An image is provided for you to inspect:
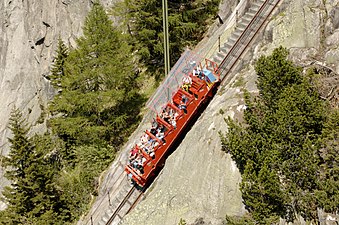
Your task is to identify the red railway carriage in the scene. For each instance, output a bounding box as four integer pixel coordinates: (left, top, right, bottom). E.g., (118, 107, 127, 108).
(125, 55, 220, 188)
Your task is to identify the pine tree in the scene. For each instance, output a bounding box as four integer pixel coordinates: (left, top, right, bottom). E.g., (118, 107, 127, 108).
(221, 47, 333, 223)
(50, 0, 143, 146)
(316, 110, 339, 213)
(254, 46, 302, 106)
(49, 37, 68, 89)
(1, 109, 69, 224)
(1, 108, 35, 220)
(3, 108, 33, 181)
(118, 0, 220, 78)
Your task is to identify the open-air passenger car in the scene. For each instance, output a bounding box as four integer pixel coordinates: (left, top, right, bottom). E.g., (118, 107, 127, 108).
(125, 50, 220, 188)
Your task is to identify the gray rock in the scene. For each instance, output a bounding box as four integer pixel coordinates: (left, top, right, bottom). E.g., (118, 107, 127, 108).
(0, 0, 118, 210)
(330, 6, 339, 30)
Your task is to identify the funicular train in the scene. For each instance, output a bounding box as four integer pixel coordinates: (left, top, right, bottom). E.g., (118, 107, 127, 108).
(125, 51, 221, 188)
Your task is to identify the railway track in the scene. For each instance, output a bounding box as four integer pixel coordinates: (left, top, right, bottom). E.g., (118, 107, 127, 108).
(214, 0, 283, 82)
(93, 0, 284, 224)
(102, 186, 144, 225)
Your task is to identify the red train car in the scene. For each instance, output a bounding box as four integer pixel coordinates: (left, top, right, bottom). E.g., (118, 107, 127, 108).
(125, 58, 220, 188)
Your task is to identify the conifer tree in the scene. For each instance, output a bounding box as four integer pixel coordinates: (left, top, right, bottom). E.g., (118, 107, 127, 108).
(221, 47, 336, 223)
(1, 108, 35, 221)
(119, 0, 220, 77)
(316, 110, 339, 213)
(254, 46, 302, 106)
(49, 37, 68, 89)
(241, 161, 284, 223)
(3, 108, 33, 181)
(50, 0, 142, 146)
(1, 109, 69, 224)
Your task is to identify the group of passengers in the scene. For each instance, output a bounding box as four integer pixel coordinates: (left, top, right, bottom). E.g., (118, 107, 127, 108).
(150, 119, 166, 142)
(181, 65, 205, 93)
(160, 106, 179, 129)
(128, 132, 159, 174)
(128, 66, 204, 177)
(128, 147, 146, 174)
(193, 65, 203, 79)
(127, 104, 184, 175)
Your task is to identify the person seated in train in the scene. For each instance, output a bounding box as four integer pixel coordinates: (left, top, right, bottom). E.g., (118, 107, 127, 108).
(147, 135, 155, 145)
(182, 75, 192, 92)
(162, 109, 171, 124)
(133, 155, 145, 169)
(168, 108, 174, 117)
(173, 111, 179, 120)
(150, 126, 157, 136)
(193, 65, 202, 78)
(147, 143, 157, 158)
(156, 130, 165, 143)
(131, 158, 139, 169)
(143, 136, 155, 153)
(152, 140, 159, 149)
(178, 95, 188, 113)
(137, 142, 146, 153)
(138, 157, 146, 174)
(136, 161, 144, 174)
(150, 119, 158, 135)
(142, 144, 149, 154)
(140, 133, 148, 145)
(141, 156, 147, 165)
(156, 131, 164, 140)
(157, 124, 165, 134)
(193, 66, 199, 76)
(200, 71, 206, 81)
(170, 117, 177, 129)
(170, 111, 179, 129)
(128, 147, 139, 163)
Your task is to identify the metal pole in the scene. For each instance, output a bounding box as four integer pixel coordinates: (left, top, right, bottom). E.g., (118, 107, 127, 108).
(162, 0, 170, 76)
(108, 191, 112, 206)
(166, 0, 170, 75)
(236, 10, 239, 23)
(218, 36, 221, 52)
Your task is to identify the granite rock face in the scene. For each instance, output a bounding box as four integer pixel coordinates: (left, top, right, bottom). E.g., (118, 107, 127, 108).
(0, 0, 115, 210)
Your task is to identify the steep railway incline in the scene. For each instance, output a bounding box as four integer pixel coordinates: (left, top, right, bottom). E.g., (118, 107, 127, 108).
(81, 0, 284, 224)
(215, 0, 282, 81)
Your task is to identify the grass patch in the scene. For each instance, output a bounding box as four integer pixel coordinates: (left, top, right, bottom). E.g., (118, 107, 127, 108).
(232, 75, 245, 88)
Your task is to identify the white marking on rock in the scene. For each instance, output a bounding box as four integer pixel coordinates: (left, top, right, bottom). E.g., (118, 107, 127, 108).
(227, 111, 235, 119)
(208, 122, 215, 131)
(230, 160, 237, 172)
(236, 104, 246, 112)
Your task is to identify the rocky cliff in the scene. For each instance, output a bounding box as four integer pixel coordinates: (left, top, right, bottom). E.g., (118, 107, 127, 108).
(0, 0, 114, 210)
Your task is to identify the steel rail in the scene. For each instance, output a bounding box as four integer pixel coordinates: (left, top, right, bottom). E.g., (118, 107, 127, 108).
(104, 186, 136, 225)
(105, 186, 144, 225)
(84, 164, 126, 225)
(218, 0, 282, 82)
(125, 190, 144, 215)
(218, 0, 270, 73)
